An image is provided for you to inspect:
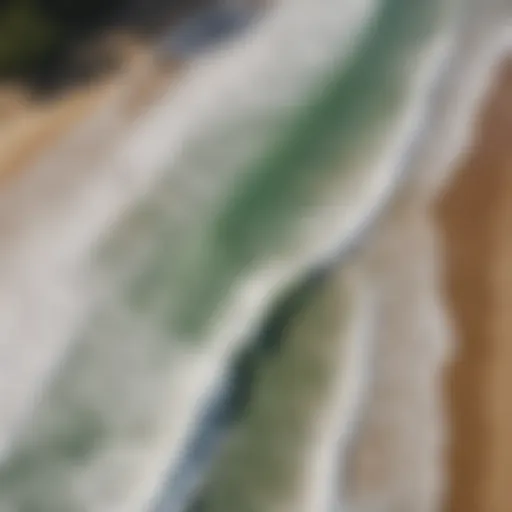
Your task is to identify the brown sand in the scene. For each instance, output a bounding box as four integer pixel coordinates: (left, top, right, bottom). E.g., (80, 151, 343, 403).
(0, 40, 179, 182)
(0, 82, 116, 179)
(437, 57, 512, 512)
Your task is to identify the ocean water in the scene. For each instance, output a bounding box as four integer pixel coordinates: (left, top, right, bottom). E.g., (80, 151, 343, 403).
(0, 0, 509, 511)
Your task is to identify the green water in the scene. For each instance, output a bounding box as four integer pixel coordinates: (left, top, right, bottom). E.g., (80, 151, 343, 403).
(132, 0, 447, 337)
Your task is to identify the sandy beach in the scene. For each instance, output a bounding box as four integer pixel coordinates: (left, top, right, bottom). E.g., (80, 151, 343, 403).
(438, 56, 512, 512)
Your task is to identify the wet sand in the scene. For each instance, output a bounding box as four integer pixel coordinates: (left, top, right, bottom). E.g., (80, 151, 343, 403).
(437, 57, 512, 512)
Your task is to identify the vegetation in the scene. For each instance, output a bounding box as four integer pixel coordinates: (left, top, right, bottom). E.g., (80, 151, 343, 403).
(0, 0, 126, 81)
(0, 1, 59, 76)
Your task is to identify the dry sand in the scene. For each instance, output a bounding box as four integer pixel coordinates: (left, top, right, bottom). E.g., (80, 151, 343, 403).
(0, 39, 179, 183)
(437, 57, 512, 512)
